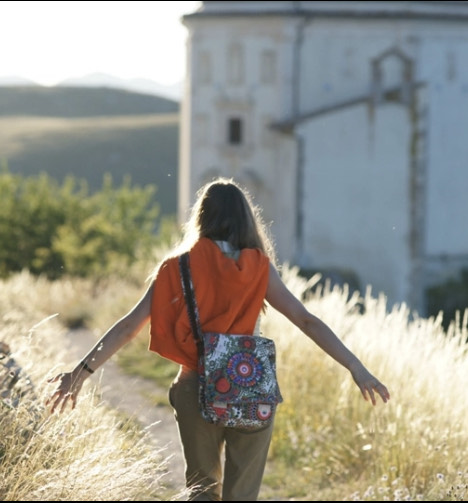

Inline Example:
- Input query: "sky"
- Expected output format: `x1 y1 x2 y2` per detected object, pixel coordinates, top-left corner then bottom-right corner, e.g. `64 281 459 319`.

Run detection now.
0 1 202 87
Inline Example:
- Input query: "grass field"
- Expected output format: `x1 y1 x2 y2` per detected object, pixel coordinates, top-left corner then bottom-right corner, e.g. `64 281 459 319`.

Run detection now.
1 263 466 501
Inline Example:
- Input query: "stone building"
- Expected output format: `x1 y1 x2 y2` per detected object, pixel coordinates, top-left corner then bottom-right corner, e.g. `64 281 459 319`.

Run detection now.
178 1 468 314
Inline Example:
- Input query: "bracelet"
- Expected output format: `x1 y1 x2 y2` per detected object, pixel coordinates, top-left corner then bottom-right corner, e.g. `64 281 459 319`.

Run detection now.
79 361 95 374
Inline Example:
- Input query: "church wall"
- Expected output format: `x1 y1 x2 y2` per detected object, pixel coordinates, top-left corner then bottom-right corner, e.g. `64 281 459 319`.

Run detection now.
420 40 468 260
298 101 412 308
298 19 415 113
298 18 468 112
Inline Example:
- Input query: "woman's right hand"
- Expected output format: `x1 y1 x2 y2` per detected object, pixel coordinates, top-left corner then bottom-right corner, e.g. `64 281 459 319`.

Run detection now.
46 370 87 413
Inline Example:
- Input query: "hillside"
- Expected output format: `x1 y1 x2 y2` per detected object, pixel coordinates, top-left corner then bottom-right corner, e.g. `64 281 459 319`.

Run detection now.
0 86 180 217
0 85 179 117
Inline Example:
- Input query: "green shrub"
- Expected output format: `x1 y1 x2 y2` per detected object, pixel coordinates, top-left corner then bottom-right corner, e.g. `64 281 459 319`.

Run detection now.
0 168 163 279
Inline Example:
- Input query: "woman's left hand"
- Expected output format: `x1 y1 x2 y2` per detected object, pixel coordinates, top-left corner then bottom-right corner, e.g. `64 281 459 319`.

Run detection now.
46 370 87 413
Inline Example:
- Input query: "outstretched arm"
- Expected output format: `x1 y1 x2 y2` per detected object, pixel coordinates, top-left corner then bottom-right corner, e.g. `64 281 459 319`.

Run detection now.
265 264 390 405
46 283 153 413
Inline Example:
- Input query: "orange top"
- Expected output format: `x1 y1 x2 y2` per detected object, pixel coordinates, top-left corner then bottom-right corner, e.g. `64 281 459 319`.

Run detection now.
149 237 270 370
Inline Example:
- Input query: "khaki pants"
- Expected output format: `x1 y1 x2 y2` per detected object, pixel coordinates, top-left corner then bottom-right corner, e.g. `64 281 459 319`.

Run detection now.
169 371 274 501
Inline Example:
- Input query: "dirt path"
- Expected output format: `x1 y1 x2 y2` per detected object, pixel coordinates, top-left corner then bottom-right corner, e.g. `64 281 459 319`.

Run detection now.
61 328 186 498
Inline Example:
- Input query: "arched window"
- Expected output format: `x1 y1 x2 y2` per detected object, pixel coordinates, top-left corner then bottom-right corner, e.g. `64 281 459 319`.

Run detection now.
260 49 276 85
227 43 244 86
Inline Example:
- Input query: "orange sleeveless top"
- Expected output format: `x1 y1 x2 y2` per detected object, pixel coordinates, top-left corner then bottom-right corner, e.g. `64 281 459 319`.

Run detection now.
149 238 270 370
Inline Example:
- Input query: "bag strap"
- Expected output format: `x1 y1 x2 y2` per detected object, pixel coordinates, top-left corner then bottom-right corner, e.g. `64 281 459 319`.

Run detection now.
179 252 203 349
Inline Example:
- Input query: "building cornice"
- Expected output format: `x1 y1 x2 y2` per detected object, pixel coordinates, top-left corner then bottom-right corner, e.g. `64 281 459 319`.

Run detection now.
184 1 468 22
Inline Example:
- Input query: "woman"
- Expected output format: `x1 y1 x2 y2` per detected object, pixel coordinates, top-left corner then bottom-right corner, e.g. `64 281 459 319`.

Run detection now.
47 177 390 501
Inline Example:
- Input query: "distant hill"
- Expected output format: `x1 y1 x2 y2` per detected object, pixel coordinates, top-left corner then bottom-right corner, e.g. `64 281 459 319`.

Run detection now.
56 72 183 101
0 75 39 86
0 85 179 117
0 86 180 217
0 73 183 101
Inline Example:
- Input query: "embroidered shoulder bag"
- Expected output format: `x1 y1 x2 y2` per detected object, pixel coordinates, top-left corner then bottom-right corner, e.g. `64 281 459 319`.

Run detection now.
179 252 283 431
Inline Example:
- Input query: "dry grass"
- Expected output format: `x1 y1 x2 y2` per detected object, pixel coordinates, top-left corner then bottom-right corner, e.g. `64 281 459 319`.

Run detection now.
0 112 180 217
0 271 177 501
262 265 468 501
0 114 179 157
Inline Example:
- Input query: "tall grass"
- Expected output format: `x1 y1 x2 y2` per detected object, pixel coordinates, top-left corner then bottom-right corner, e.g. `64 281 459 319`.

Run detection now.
1 265 467 501
0 271 180 501
262 265 468 501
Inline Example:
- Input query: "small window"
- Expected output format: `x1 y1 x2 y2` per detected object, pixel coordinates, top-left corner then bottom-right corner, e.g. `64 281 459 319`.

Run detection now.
199 51 212 85
195 114 209 145
228 117 243 145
